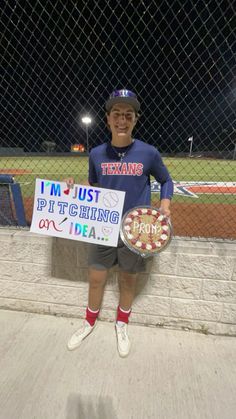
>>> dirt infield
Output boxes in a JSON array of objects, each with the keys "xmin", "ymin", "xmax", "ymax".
[
  {"xmin": 171, "ymin": 202, "xmax": 236, "ymax": 239},
  {"xmin": 187, "ymin": 185, "xmax": 236, "ymax": 194},
  {"xmin": 23, "ymin": 198, "xmax": 236, "ymax": 240}
]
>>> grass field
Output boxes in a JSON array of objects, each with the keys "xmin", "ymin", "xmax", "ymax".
[{"xmin": 1, "ymin": 155, "xmax": 236, "ymax": 204}]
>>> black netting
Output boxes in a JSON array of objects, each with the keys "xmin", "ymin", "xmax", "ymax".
[{"xmin": 1, "ymin": 0, "xmax": 236, "ymax": 238}]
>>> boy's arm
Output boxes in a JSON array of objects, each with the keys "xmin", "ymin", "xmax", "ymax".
[
  {"xmin": 150, "ymin": 150, "xmax": 174, "ymax": 217},
  {"xmin": 160, "ymin": 198, "xmax": 171, "ymax": 217}
]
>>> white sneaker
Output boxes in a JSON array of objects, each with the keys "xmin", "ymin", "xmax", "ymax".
[
  {"xmin": 115, "ymin": 323, "xmax": 131, "ymax": 358},
  {"xmin": 67, "ymin": 320, "xmax": 96, "ymax": 351}
]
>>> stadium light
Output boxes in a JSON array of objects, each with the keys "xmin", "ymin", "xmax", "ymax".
[{"xmin": 81, "ymin": 116, "xmax": 92, "ymax": 152}]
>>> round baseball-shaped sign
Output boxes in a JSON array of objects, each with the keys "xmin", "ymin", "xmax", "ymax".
[
  {"xmin": 103, "ymin": 191, "xmax": 119, "ymax": 208},
  {"xmin": 120, "ymin": 206, "xmax": 172, "ymax": 257}
]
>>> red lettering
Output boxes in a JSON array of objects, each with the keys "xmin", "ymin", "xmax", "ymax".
[
  {"xmin": 101, "ymin": 163, "xmax": 108, "ymax": 175},
  {"xmin": 136, "ymin": 163, "xmax": 143, "ymax": 176},
  {"xmin": 128, "ymin": 163, "xmax": 137, "ymax": 175},
  {"xmin": 100, "ymin": 162, "xmax": 143, "ymax": 176},
  {"xmin": 120, "ymin": 163, "xmax": 128, "ymax": 174},
  {"xmin": 39, "ymin": 219, "xmax": 62, "ymax": 232},
  {"xmin": 107, "ymin": 163, "xmax": 114, "ymax": 175},
  {"xmin": 113, "ymin": 162, "xmax": 122, "ymax": 174}
]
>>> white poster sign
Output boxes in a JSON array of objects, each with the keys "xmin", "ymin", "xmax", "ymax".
[{"xmin": 30, "ymin": 179, "xmax": 126, "ymax": 247}]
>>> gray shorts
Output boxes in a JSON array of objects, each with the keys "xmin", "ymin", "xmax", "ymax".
[{"xmin": 88, "ymin": 238, "xmax": 146, "ymax": 273}]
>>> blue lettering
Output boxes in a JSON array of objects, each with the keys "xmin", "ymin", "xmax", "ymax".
[
  {"xmin": 37, "ymin": 198, "xmax": 47, "ymax": 211},
  {"xmin": 87, "ymin": 189, "xmax": 93, "ymax": 202},
  {"xmin": 97, "ymin": 209, "xmax": 109, "ymax": 222},
  {"xmin": 75, "ymin": 223, "xmax": 82, "ymax": 235},
  {"xmin": 68, "ymin": 204, "xmax": 78, "ymax": 216},
  {"xmin": 79, "ymin": 205, "xmax": 90, "ymax": 219},
  {"xmin": 109, "ymin": 211, "xmax": 119, "ymax": 224},
  {"xmin": 94, "ymin": 190, "xmax": 101, "ymax": 203},
  {"xmin": 78, "ymin": 188, "xmax": 86, "ymax": 201},
  {"xmin": 50, "ymin": 183, "xmax": 61, "ymax": 197},
  {"xmin": 48, "ymin": 200, "xmax": 55, "ymax": 213},
  {"xmin": 90, "ymin": 207, "xmax": 97, "ymax": 220},
  {"xmin": 57, "ymin": 201, "xmax": 69, "ymax": 214}
]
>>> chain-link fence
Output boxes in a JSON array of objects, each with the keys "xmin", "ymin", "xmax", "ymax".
[{"xmin": 1, "ymin": 0, "xmax": 236, "ymax": 239}]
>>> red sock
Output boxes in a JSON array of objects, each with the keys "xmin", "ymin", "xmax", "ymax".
[
  {"xmin": 116, "ymin": 306, "xmax": 131, "ymax": 324},
  {"xmin": 86, "ymin": 307, "xmax": 99, "ymax": 326}
]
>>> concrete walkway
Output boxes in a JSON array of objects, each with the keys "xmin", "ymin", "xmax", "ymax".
[{"xmin": 0, "ymin": 309, "xmax": 236, "ymax": 419}]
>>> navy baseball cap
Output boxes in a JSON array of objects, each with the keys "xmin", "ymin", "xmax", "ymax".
[{"xmin": 105, "ymin": 89, "xmax": 140, "ymax": 113}]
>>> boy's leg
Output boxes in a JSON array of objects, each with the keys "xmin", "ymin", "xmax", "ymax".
[
  {"xmin": 118, "ymin": 271, "xmax": 137, "ymax": 311},
  {"xmin": 88, "ymin": 268, "xmax": 108, "ymax": 311},
  {"xmin": 67, "ymin": 244, "xmax": 116, "ymax": 351},
  {"xmin": 115, "ymin": 272, "xmax": 137, "ymax": 357},
  {"xmin": 87, "ymin": 242, "xmax": 116, "ymax": 320},
  {"xmin": 67, "ymin": 268, "xmax": 108, "ymax": 351},
  {"xmin": 85, "ymin": 267, "xmax": 108, "ymax": 326},
  {"xmin": 115, "ymin": 240, "xmax": 146, "ymax": 357}
]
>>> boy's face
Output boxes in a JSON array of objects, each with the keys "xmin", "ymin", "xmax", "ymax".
[{"xmin": 106, "ymin": 103, "xmax": 137, "ymax": 138}]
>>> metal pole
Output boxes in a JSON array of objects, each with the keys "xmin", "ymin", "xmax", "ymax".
[
  {"xmin": 189, "ymin": 137, "xmax": 193, "ymax": 157},
  {"xmin": 86, "ymin": 125, "xmax": 89, "ymax": 153}
]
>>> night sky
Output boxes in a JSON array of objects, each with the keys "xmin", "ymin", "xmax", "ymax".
[{"xmin": 1, "ymin": 0, "xmax": 236, "ymax": 154}]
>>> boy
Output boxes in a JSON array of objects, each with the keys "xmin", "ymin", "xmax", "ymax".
[{"xmin": 67, "ymin": 89, "xmax": 173, "ymax": 357}]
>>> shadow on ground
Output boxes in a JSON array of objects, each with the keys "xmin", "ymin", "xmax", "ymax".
[{"xmin": 66, "ymin": 394, "xmax": 118, "ymax": 419}]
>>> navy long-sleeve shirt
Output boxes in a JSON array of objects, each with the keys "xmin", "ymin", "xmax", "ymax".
[{"xmin": 89, "ymin": 139, "xmax": 173, "ymax": 214}]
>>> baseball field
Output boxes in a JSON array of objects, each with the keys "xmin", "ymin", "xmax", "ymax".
[{"xmin": 1, "ymin": 155, "xmax": 236, "ymax": 239}]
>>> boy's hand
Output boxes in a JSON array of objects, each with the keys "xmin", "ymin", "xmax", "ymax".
[
  {"xmin": 63, "ymin": 177, "xmax": 74, "ymax": 189},
  {"xmin": 160, "ymin": 199, "xmax": 171, "ymax": 218}
]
